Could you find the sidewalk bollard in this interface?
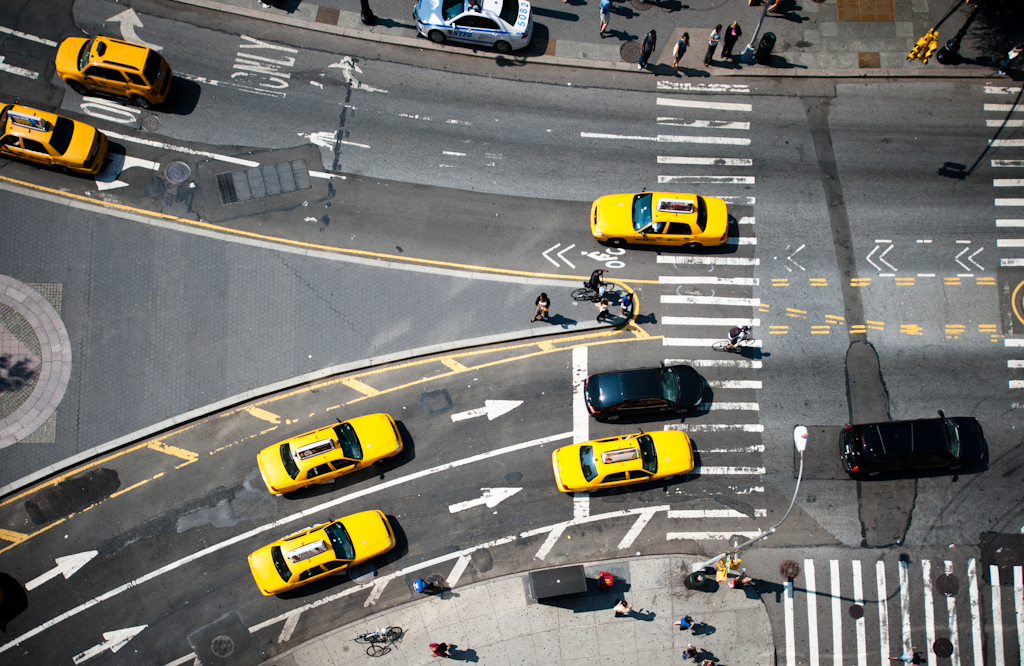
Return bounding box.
[683,571,707,590]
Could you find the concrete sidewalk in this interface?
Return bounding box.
[171,0,1017,78]
[261,555,773,666]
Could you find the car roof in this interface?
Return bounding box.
[417,0,505,23]
[859,419,948,458]
[588,436,646,473]
[590,368,663,405]
[90,36,150,69]
[2,105,63,141]
[286,425,345,471]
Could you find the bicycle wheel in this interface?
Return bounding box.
[354,633,372,644]
[571,287,595,301]
[366,643,391,657]
[385,626,404,642]
[711,341,732,352]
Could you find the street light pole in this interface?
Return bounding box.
[935,0,983,65]
[690,426,807,573]
[740,0,771,64]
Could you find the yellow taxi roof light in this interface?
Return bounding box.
[657,198,694,213]
[295,438,336,460]
[286,540,328,563]
[8,110,51,131]
[601,448,639,464]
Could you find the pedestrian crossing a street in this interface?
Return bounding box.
[775,557,1024,666]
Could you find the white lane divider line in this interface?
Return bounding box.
[657,255,760,266]
[657,119,751,130]
[852,561,867,666]
[785,577,796,666]
[659,135,752,146]
[0,25,58,46]
[663,316,760,326]
[830,560,842,666]
[663,358,763,369]
[667,530,762,540]
[0,56,39,80]
[658,156,753,167]
[657,97,753,112]
[696,464,765,474]
[725,237,758,245]
[899,559,912,654]
[572,346,588,445]
[877,561,890,666]
[665,424,764,435]
[660,276,759,286]
[944,561,960,666]
[805,559,820,666]
[104,130,261,167]
[523,504,670,560]
[1014,566,1024,666]
[991,565,1005,666]
[922,560,935,666]
[277,612,301,643]
[968,558,983,666]
[720,196,756,205]
[616,507,660,549]
[708,380,762,389]
[661,295,761,307]
[658,175,755,184]
[667,509,767,519]
[655,81,750,93]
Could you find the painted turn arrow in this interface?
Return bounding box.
[106,8,163,51]
[448,487,523,513]
[25,550,98,590]
[73,625,147,664]
[450,399,522,422]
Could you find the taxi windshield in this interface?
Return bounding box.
[332,423,363,460]
[499,0,518,24]
[632,193,653,231]
[324,522,356,560]
[77,38,94,71]
[442,0,463,20]
[580,445,598,482]
[49,118,75,155]
[280,442,301,479]
[637,435,658,473]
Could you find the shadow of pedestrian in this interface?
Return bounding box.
[764,54,809,68]
[545,314,578,329]
[628,608,657,621]
[449,646,480,661]
[633,313,657,325]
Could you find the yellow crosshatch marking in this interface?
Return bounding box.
[769,325,789,335]
[867,320,884,331]
[0,528,29,545]
[900,324,924,336]
[979,325,997,333]
[786,308,807,319]
[441,358,469,372]
[825,315,845,325]
[809,278,827,287]
[245,407,281,424]
[759,303,770,313]
[945,324,965,340]
[977,277,995,286]
[850,324,867,334]
[851,278,871,287]
[811,325,831,334]
[538,341,556,352]
[342,377,380,396]
[944,277,961,286]
[895,277,915,286]
[148,442,199,467]
[772,278,789,287]
[627,322,651,339]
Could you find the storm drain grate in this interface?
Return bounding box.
[216,160,312,204]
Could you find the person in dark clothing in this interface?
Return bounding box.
[638,30,657,70]
[721,21,741,58]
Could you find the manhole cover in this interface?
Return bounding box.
[933,638,953,658]
[849,604,864,619]
[141,114,160,132]
[780,560,801,579]
[166,161,192,184]
[210,635,234,658]
[936,574,959,597]
[620,41,641,63]
[994,546,1016,567]
[631,0,653,10]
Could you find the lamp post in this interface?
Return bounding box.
[935,0,983,65]
[740,0,772,64]
[688,426,807,578]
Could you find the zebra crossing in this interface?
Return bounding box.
[985,85,1024,404]
[776,556,1024,666]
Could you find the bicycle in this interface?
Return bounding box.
[712,338,757,353]
[571,281,615,302]
[354,626,404,657]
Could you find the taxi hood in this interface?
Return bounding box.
[594,193,640,236]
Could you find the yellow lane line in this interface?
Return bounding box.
[441,358,469,372]
[0,528,29,545]
[342,377,380,397]
[245,407,282,424]
[110,472,165,499]
[148,442,199,468]
[0,518,66,555]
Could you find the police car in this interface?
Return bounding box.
[413,0,533,53]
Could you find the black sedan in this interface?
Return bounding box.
[584,365,705,420]
[840,411,985,476]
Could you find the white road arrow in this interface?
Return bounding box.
[25,550,98,591]
[866,241,896,274]
[954,246,971,272]
[448,487,523,513]
[106,8,163,51]
[450,399,523,422]
[786,244,805,272]
[72,625,147,665]
[968,247,984,271]
[541,243,576,268]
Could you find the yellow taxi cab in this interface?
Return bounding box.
[590,191,729,249]
[257,413,403,495]
[551,430,694,493]
[0,103,108,174]
[248,510,395,596]
[55,35,172,109]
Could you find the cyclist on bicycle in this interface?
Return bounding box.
[726,325,752,350]
[587,269,608,302]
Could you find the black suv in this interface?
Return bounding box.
[840,411,984,476]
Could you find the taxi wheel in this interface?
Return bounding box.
[608,238,626,248]
[495,40,512,54]
[68,81,89,96]
[428,30,446,44]
[130,95,152,110]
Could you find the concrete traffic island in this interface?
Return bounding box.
[262,554,774,665]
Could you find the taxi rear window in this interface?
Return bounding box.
[580,445,597,482]
[695,196,707,232]
[499,0,518,24]
[143,51,162,84]
[49,118,75,155]
[77,38,94,71]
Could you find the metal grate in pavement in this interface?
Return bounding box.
[216,160,312,205]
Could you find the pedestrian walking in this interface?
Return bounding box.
[638,29,657,71]
[998,42,1023,75]
[531,293,550,322]
[674,614,695,631]
[729,572,753,589]
[613,599,633,616]
[721,21,741,58]
[672,32,689,72]
[430,642,451,658]
[700,660,715,666]
[599,0,611,36]
[890,648,917,663]
[684,645,699,661]
[619,291,634,317]
[596,298,612,322]
[704,25,721,67]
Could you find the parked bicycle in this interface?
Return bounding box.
[354,626,404,657]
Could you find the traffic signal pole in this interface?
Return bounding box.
[740,0,772,64]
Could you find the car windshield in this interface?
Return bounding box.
[77,38,94,71]
[442,0,463,20]
[324,521,356,560]
[280,442,301,479]
[333,423,363,460]
[580,445,598,482]
[499,0,518,24]
[637,435,657,473]
[632,193,653,231]
[658,368,679,402]
[270,546,292,582]
[695,196,707,232]
[943,420,960,457]
[143,51,162,84]
[49,117,75,155]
